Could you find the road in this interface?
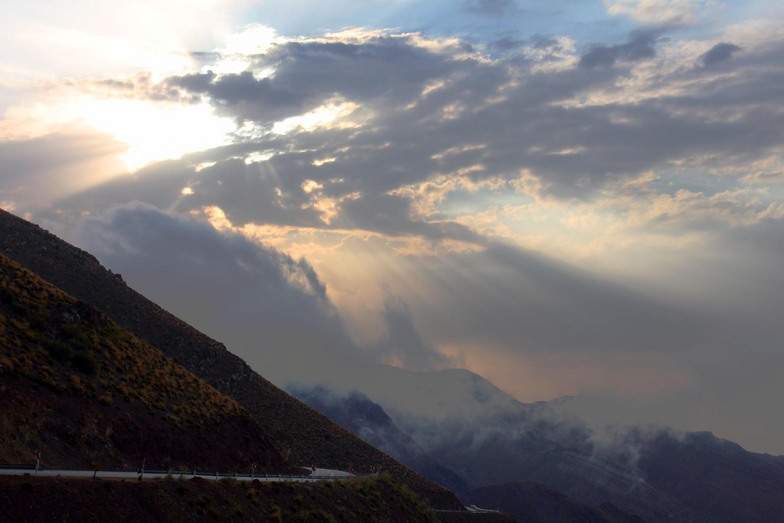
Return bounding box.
[0,465,355,482]
[1,465,501,514]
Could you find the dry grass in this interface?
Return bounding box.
[0,253,285,472]
[0,254,246,426]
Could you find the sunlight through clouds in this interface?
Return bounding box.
[79,99,236,171]
[271,100,362,135]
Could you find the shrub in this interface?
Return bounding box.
[43,338,72,362]
[72,352,98,375]
[99,392,113,406]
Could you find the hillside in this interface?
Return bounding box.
[0,474,441,523]
[460,482,643,523]
[0,252,285,472]
[291,385,471,494]
[293,367,784,523]
[0,208,461,509]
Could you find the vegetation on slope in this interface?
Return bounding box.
[0,252,286,472]
[0,473,439,523]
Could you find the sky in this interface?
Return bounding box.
[1,0,783,454]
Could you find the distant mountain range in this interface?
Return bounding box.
[289,368,784,523]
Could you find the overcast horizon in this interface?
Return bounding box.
[1,0,783,455]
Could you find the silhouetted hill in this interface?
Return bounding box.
[0,208,461,509]
[0,252,284,472]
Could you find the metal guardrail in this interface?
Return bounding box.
[0,464,357,483]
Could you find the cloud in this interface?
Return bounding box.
[70,202,472,386]
[41,26,781,247]
[73,202,368,384]
[700,42,742,67]
[579,29,660,68]
[168,33,469,126]
[604,0,714,25]
[392,241,705,355]
[462,0,518,17]
[372,291,456,371]
[0,126,126,213]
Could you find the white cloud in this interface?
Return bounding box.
[604,0,720,25]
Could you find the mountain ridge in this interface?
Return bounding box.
[0,250,286,472]
[0,207,462,509]
[292,374,784,523]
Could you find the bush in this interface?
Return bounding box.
[43,338,72,362]
[72,352,98,375]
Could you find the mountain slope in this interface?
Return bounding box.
[291,385,471,494]
[0,208,460,509]
[292,366,784,523]
[0,474,442,523]
[460,481,643,523]
[0,252,284,471]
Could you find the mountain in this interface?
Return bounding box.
[0,249,450,521]
[460,482,643,523]
[292,368,784,523]
[0,251,284,472]
[0,474,444,522]
[0,208,462,510]
[291,385,471,494]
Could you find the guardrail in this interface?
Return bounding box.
[0,464,35,470]
[0,464,358,483]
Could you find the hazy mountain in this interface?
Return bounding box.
[460,482,643,523]
[0,207,462,510]
[291,385,471,494]
[293,367,784,522]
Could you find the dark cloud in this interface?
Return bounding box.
[700,42,742,67]
[171,36,467,125]
[462,0,518,17]
[489,36,526,52]
[372,292,454,371]
[579,29,660,68]
[336,192,484,243]
[47,29,784,243]
[171,70,315,122]
[168,70,216,93]
[39,28,782,251]
[70,203,470,386]
[74,203,366,384]
[397,241,704,354]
